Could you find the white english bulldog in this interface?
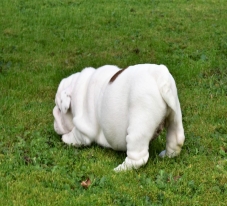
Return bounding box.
[53,64,185,171]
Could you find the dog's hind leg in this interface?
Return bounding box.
[158,71,185,158]
[159,113,185,158]
[114,106,161,172]
[159,81,185,157]
[114,132,150,171]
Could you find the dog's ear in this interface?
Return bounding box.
[60,89,71,114]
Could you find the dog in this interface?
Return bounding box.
[53,64,185,171]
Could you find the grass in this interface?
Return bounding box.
[0,0,227,205]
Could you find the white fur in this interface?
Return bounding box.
[53,64,185,171]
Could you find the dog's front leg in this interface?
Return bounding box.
[62,127,91,147]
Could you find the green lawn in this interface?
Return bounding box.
[1,0,227,205]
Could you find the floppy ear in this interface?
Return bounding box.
[60,89,71,114]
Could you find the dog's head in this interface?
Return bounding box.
[53,74,78,135]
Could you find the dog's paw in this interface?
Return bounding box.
[62,133,72,145]
[114,162,131,172]
[159,150,166,158]
[159,150,180,158]
[62,132,77,145]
